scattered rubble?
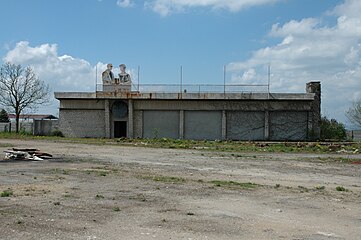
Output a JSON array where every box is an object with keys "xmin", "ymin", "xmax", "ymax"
[{"xmin": 3, "ymin": 148, "xmax": 52, "ymax": 161}]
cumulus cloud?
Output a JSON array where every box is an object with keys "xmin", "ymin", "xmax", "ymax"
[
  {"xmin": 117, "ymin": 0, "xmax": 134, "ymax": 8},
  {"xmin": 3, "ymin": 41, "xmax": 104, "ymax": 93},
  {"xmin": 145, "ymin": 0, "xmax": 281, "ymax": 16},
  {"xmin": 228, "ymin": 0, "xmax": 361, "ymax": 123},
  {"xmin": 2, "ymin": 41, "xmax": 108, "ymax": 114}
]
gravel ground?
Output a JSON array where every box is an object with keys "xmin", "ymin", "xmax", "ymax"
[{"xmin": 0, "ymin": 139, "xmax": 360, "ymax": 240}]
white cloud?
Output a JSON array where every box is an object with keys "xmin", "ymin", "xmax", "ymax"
[
  {"xmin": 117, "ymin": 0, "xmax": 134, "ymax": 8},
  {"xmin": 145, "ymin": 0, "xmax": 281, "ymax": 16},
  {"xmin": 228, "ymin": 0, "xmax": 361, "ymax": 124},
  {"xmin": 3, "ymin": 41, "xmax": 104, "ymax": 93},
  {"xmin": 2, "ymin": 41, "xmax": 108, "ymax": 115}
]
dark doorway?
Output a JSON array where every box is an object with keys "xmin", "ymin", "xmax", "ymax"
[{"xmin": 114, "ymin": 121, "xmax": 127, "ymax": 138}]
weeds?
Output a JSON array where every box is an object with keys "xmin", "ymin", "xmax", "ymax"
[
  {"xmin": 0, "ymin": 189, "xmax": 13, "ymax": 197},
  {"xmin": 336, "ymin": 186, "xmax": 349, "ymax": 192},
  {"xmin": 145, "ymin": 175, "xmax": 186, "ymax": 183},
  {"xmin": 113, "ymin": 207, "xmax": 121, "ymax": 212},
  {"xmin": 298, "ymin": 186, "xmax": 309, "ymax": 192},
  {"xmin": 209, "ymin": 180, "xmax": 260, "ymax": 189},
  {"xmin": 1, "ymin": 131, "xmax": 360, "ymax": 154}
]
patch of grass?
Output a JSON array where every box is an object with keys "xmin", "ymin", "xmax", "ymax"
[
  {"xmin": 145, "ymin": 175, "xmax": 186, "ymax": 183},
  {"xmin": 275, "ymin": 184, "xmax": 281, "ymax": 189},
  {"xmin": 113, "ymin": 207, "xmax": 121, "ymax": 212},
  {"xmin": 129, "ymin": 194, "xmax": 146, "ymax": 202},
  {"xmin": 63, "ymin": 193, "xmax": 73, "ymax": 198},
  {"xmin": 95, "ymin": 194, "xmax": 105, "ymax": 199},
  {"xmin": 99, "ymin": 172, "xmax": 107, "ymax": 177},
  {"xmin": 298, "ymin": 186, "xmax": 309, "ymax": 192},
  {"xmin": 0, "ymin": 189, "xmax": 13, "ymax": 197},
  {"xmin": 315, "ymin": 185, "xmax": 326, "ymax": 190},
  {"xmin": 336, "ymin": 186, "xmax": 349, "ymax": 192},
  {"xmin": 53, "ymin": 201, "xmax": 61, "ymax": 205},
  {"xmin": 209, "ymin": 180, "xmax": 260, "ymax": 189},
  {"xmin": 1, "ymin": 131, "xmax": 360, "ymax": 154}
]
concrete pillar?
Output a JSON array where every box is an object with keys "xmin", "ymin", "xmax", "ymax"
[
  {"xmin": 264, "ymin": 111, "xmax": 269, "ymax": 140},
  {"xmin": 222, "ymin": 110, "xmax": 227, "ymax": 140},
  {"xmin": 179, "ymin": 110, "xmax": 184, "ymax": 139},
  {"xmin": 306, "ymin": 81, "xmax": 321, "ymax": 140},
  {"xmin": 105, "ymin": 100, "xmax": 111, "ymax": 138},
  {"xmin": 128, "ymin": 99, "xmax": 134, "ymax": 138}
]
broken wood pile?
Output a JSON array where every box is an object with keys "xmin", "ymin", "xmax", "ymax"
[{"xmin": 3, "ymin": 148, "xmax": 52, "ymax": 161}]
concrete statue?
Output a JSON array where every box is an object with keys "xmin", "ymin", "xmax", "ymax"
[
  {"xmin": 102, "ymin": 63, "xmax": 115, "ymax": 84},
  {"xmin": 118, "ymin": 64, "xmax": 131, "ymax": 83}
]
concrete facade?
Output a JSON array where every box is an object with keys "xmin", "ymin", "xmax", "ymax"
[{"xmin": 55, "ymin": 82, "xmax": 321, "ymax": 141}]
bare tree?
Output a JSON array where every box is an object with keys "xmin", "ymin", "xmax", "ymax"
[
  {"xmin": 0, "ymin": 62, "xmax": 50, "ymax": 133},
  {"xmin": 346, "ymin": 99, "xmax": 361, "ymax": 128}
]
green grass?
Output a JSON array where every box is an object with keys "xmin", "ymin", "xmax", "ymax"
[
  {"xmin": 336, "ymin": 186, "xmax": 349, "ymax": 192},
  {"xmin": 95, "ymin": 194, "xmax": 105, "ymax": 199},
  {"xmin": 209, "ymin": 180, "xmax": 260, "ymax": 189},
  {"xmin": 113, "ymin": 207, "xmax": 121, "ymax": 212},
  {"xmin": 1, "ymin": 132, "xmax": 360, "ymax": 154},
  {"xmin": 0, "ymin": 190, "xmax": 13, "ymax": 197},
  {"xmin": 144, "ymin": 175, "xmax": 186, "ymax": 183}
]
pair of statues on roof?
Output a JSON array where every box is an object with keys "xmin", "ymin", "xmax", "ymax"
[{"xmin": 102, "ymin": 63, "xmax": 131, "ymax": 84}]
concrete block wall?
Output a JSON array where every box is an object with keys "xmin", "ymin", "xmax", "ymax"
[
  {"xmin": 269, "ymin": 111, "xmax": 308, "ymax": 140},
  {"xmin": 227, "ymin": 111, "xmax": 265, "ymax": 140},
  {"xmin": 143, "ymin": 110, "xmax": 180, "ymax": 139},
  {"xmin": 33, "ymin": 120, "xmax": 59, "ymax": 136},
  {"xmin": 59, "ymin": 110, "xmax": 105, "ymax": 138},
  {"xmin": 133, "ymin": 110, "xmax": 143, "ymax": 138},
  {"xmin": 55, "ymin": 82, "xmax": 321, "ymax": 140},
  {"xmin": 184, "ymin": 111, "xmax": 222, "ymax": 140}
]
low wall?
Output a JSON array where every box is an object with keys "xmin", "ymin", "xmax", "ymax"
[
  {"xmin": 0, "ymin": 122, "xmax": 32, "ymax": 133},
  {"xmin": 33, "ymin": 120, "xmax": 59, "ymax": 136}
]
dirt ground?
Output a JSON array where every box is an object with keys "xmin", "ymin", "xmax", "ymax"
[{"xmin": 0, "ymin": 139, "xmax": 360, "ymax": 240}]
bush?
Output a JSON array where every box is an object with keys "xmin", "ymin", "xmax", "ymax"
[
  {"xmin": 320, "ymin": 116, "xmax": 346, "ymax": 141},
  {"xmin": 51, "ymin": 130, "xmax": 64, "ymax": 137}
]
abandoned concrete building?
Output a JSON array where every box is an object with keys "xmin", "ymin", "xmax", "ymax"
[{"xmin": 54, "ymin": 70, "xmax": 321, "ymax": 141}]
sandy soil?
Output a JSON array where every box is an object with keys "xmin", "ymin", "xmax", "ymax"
[{"xmin": 0, "ymin": 139, "xmax": 360, "ymax": 240}]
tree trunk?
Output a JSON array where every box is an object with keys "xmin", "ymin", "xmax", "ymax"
[{"xmin": 15, "ymin": 107, "xmax": 20, "ymax": 133}]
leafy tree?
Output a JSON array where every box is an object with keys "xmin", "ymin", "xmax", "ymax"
[
  {"xmin": 320, "ymin": 116, "xmax": 347, "ymax": 141},
  {"xmin": 0, "ymin": 109, "xmax": 10, "ymax": 122},
  {"xmin": 346, "ymin": 100, "xmax": 361, "ymax": 128},
  {"xmin": 0, "ymin": 62, "xmax": 50, "ymax": 133}
]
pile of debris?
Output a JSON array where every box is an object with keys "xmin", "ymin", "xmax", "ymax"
[{"xmin": 3, "ymin": 148, "xmax": 52, "ymax": 161}]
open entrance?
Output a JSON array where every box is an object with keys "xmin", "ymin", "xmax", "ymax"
[{"xmin": 114, "ymin": 121, "xmax": 127, "ymax": 138}]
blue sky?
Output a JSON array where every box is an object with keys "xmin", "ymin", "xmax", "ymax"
[{"xmin": 1, "ymin": 0, "xmax": 360, "ymax": 127}]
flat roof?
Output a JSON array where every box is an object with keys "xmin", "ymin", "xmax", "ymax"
[{"xmin": 54, "ymin": 92, "xmax": 315, "ymax": 101}]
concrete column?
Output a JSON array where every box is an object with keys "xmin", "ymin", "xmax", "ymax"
[
  {"xmin": 179, "ymin": 110, "xmax": 184, "ymax": 139},
  {"xmin": 105, "ymin": 100, "xmax": 111, "ymax": 138},
  {"xmin": 264, "ymin": 111, "xmax": 269, "ymax": 140},
  {"xmin": 222, "ymin": 110, "xmax": 227, "ymax": 140},
  {"xmin": 306, "ymin": 81, "xmax": 321, "ymax": 140},
  {"xmin": 128, "ymin": 99, "xmax": 134, "ymax": 138}
]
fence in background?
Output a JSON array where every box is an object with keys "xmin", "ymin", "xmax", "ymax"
[{"xmin": 0, "ymin": 120, "xmax": 59, "ymax": 136}]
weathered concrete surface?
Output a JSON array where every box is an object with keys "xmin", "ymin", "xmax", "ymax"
[
  {"xmin": 143, "ymin": 111, "xmax": 180, "ymax": 139},
  {"xmin": 55, "ymin": 91, "xmax": 316, "ymax": 101},
  {"xmin": 54, "ymin": 82, "xmax": 321, "ymax": 140}
]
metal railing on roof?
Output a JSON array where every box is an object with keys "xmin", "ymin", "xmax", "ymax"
[{"xmin": 96, "ymin": 83, "xmax": 269, "ymax": 94}]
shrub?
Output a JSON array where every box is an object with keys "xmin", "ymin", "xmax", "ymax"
[
  {"xmin": 320, "ymin": 116, "xmax": 347, "ymax": 141},
  {"xmin": 51, "ymin": 130, "xmax": 64, "ymax": 137}
]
